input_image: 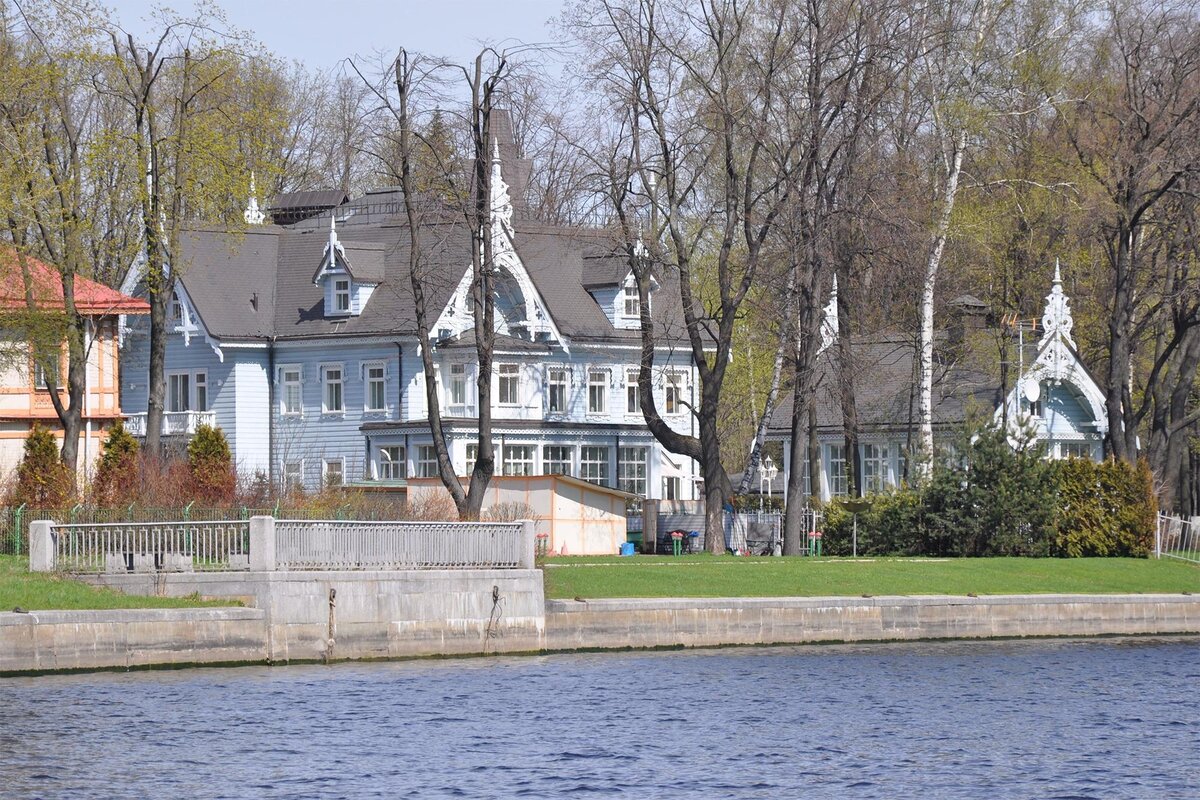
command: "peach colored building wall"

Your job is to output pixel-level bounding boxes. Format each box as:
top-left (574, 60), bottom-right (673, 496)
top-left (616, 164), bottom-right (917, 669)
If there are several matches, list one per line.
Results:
top-left (407, 474), bottom-right (632, 555)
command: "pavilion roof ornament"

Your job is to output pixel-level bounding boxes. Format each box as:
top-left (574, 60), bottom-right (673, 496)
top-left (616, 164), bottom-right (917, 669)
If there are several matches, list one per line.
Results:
top-left (491, 138), bottom-right (514, 238)
top-left (1040, 259), bottom-right (1075, 349)
top-left (819, 274), bottom-right (839, 354)
top-left (243, 172), bottom-right (265, 226)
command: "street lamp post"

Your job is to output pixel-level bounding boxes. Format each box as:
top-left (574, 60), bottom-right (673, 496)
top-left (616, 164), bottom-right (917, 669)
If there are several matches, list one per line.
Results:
top-left (761, 455), bottom-right (780, 555)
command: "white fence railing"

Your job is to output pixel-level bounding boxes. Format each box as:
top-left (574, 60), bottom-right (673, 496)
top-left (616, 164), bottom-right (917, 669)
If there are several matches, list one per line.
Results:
top-left (30, 517), bottom-right (535, 573)
top-left (274, 519), bottom-right (527, 570)
top-left (124, 410), bottom-right (216, 437)
top-left (45, 520), bottom-right (251, 573)
top-left (1155, 514), bottom-right (1200, 564)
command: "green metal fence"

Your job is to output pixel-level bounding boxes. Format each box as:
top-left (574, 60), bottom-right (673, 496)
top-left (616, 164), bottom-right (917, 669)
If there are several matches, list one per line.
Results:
top-left (0, 503), bottom-right (398, 556)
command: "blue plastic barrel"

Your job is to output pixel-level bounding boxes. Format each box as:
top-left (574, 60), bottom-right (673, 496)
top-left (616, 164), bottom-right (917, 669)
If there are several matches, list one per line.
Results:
top-left (619, 542), bottom-right (636, 556)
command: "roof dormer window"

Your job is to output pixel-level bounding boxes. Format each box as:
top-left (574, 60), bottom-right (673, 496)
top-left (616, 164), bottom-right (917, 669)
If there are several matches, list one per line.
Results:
top-left (623, 284), bottom-right (640, 317)
top-left (333, 278), bottom-right (351, 314)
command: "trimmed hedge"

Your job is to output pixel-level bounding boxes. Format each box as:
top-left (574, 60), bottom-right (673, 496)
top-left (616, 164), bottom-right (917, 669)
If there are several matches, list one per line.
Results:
top-left (814, 425), bottom-right (1157, 558)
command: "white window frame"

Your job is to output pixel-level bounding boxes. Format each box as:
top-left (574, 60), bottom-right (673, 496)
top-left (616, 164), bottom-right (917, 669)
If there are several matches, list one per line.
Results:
top-left (283, 459), bottom-right (304, 491)
top-left (502, 444), bottom-right (535, 477)
top-left (321, 363), bottom-right (344, 414)
top-left (333, 277), bottom-right (351, 314)
top-left (622, 283), bottom-right (640, 317)
top-left (547, 368), bottom-right (568, 414)
top-left (588, 369), bottom-right (608, 415)
top-left (826, 444), bottom-right (848, 498)
top-left (465, 443), bottom-right (478, 476)
top-left (626, 369), bottom-right (641, 414)
top-left (280, 365), bottom-right (303, 416)
top-left (448, 362), bottom-right (468, 412)
top-left (194, 371), bottom-right (208, 412)
top-left (664, 371), bottom-right (685, 415)
top-left (498, 363), bottom-right (520, 406)
top-left (618, 446), bottom-right (648, 496)
top-left (416, 445), bottom-right (438, 478)
top-left (364, 361), bottom-right (387, 413)
top-left (379, 445), bottom-right (405, 480)
top-left (1057, 441), bottom-right (1092, 460)
top-left (663, 476), bottom-right (681, 501)
top-left (167, 370), bottom-right (207, 414)
top-left (862, 443), bottom-right (891, 494)
top-left (580, 445), bottom-right (610, 486)
top-left (322, 458), bottom-right (345, 487)
top-left (542, 445), bottom-right (573, 476)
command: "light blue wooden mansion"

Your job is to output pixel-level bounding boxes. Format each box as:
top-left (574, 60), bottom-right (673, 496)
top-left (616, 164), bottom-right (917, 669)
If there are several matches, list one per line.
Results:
top-left (120, 125), bottom-right (700, 500)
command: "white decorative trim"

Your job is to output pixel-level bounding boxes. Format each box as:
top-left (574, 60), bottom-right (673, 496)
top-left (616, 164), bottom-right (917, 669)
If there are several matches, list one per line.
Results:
top-left (819, 274), bottom-right (838, 354)
top-left (998, 264), bottom-right (1107, 440)
top-left (243, 172), bottom-right (265, 225)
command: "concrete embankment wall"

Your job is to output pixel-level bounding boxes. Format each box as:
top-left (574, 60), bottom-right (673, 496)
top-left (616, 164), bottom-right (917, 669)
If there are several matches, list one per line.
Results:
top-left (83, 569), bottom-right (546, 663)
top-left (543, 594), bottom-right (1200, 651)
top-left (0, 608), bottom-right (267, 674)
top-left (5, 590), bottom-right (1200, 675)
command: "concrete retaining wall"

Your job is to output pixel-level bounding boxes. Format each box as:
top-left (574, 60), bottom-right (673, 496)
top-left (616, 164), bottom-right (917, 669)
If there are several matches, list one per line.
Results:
top-left (0, 607), bottom-right (267, 674)
top-left (6, 591), bottom-right (1200, 675)
top-left (84, 569), bottom-right (546, 662)
top-left (543, 594), bottom-right (1200, 650)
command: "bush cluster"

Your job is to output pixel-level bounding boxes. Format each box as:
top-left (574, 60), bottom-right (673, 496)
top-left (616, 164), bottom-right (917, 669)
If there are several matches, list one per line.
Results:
top-left (11, 423), bottom-right (73, 507)
top-left (814, 423), bottom-right (1157, 558)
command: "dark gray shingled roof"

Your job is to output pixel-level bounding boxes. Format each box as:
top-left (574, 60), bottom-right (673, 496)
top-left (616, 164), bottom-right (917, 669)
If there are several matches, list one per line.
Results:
top-left (767, 333), bottom-right (1003, 436)
top-left (173, 202), bottom-right (689, 346)
top-left (172, 110), bottom-right (691, 348)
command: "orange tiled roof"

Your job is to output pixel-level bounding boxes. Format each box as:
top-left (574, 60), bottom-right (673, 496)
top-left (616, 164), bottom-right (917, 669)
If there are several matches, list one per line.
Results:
top-left (0, 249), bottom-right (149, 315)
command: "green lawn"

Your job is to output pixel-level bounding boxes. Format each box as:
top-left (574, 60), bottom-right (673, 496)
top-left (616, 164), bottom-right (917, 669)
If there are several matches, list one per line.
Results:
top-left (0, 555), bottom-right (239, 611)
top-left (542, 555), bottom-right (1200, 599)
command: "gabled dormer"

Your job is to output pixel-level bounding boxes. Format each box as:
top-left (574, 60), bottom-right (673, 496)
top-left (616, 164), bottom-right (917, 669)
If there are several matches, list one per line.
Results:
top-left (615, 262), bottom-right (659, 331)
top-left (311, 215), bottom-right (383, 318)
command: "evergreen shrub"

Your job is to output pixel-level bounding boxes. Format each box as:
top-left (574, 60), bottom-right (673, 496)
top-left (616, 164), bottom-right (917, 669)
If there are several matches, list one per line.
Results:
top-left (91, 420), bottom-right (139, 506)
top-left (1053, 457), bottom-right (1157, 557)
top-left (187, 424), bottom-right (235, 503)
top-left (12, 423), bottom-right (73, 507)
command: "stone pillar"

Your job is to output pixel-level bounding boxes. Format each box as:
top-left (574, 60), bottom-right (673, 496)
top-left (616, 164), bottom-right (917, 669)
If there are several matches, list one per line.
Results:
top-left (642, 499), bottom-right (659, 554)
top-left (249, 516), bottom-right (276, 572)
top-left (29, 520), bottom-right (55, 572)
top-left (518, 519), bottom-right (536, 570)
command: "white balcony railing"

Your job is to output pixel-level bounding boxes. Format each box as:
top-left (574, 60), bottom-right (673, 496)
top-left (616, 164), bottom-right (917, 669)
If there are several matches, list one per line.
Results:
top-left (124, 410), bottom-right (217, 437)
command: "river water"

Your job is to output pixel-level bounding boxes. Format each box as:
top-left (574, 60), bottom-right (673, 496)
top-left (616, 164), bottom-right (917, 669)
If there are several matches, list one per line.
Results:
top-left (2, 638), bottom-right (1197, 799)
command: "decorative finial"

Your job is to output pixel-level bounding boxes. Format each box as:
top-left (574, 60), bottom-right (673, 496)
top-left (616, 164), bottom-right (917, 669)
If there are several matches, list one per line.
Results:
top-left (243, 171), bottom-right (265, 225)
top-left (492, 137), bottom-right (502, 164)
top-left (819, 274), bottom-right (839, 354)
top-left (1040, 260), bottom-right (1075, 350)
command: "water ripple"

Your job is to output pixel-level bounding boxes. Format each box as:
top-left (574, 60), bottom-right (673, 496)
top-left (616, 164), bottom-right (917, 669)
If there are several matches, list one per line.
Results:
top-left (0, 637), bottom-right (1197, 799)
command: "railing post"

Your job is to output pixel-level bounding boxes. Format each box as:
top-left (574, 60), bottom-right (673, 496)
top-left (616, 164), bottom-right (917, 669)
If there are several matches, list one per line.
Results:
top-left (249, 515), bottom-right (276, 571)
top-left (29, 520), bottom-right (55, 572)
top-left (518, 519), bottom-right (536, 570)
top-left (1155, 514), bottom-right (1163, 559)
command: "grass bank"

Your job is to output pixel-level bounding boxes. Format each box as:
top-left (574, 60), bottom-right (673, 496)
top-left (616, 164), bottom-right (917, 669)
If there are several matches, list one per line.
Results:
top-left (0, 555), bottom-right (238, 611)
top-left (542, 555), bottom-right (1200, 600)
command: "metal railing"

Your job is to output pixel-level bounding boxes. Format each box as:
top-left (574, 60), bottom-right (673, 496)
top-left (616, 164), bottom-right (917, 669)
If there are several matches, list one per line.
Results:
top-left (1155, 514), bottom-right (1200, 564)
top-left (51, 520), bottom-right (251, 573)
top-left (124, 410), bottom-right (216, 437)
top-left (273, 519), bottom-right (525, 570)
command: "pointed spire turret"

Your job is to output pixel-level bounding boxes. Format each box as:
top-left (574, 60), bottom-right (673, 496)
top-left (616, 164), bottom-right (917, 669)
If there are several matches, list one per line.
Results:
top-left (819, 274), bottom-right (839, 354)
top-left (243, 172), bottom-right (265, 225)
top-left (1040, 260), bottom-right (1075, 349)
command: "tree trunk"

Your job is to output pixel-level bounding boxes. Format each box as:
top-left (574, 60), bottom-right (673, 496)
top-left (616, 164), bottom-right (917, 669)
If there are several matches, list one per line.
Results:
top-left (918, 130), bottom-right (966, 477)
top-left (835, 264), bottom-right (860, 496)
top-left (738, 268), bottom-right (795, 495)
top-left (783, 376), bottom-right (811, 555)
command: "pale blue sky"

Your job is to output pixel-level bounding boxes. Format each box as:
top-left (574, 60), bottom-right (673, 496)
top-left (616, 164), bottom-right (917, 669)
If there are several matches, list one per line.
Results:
top-left (109, 0), bottom-right (567, 70)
